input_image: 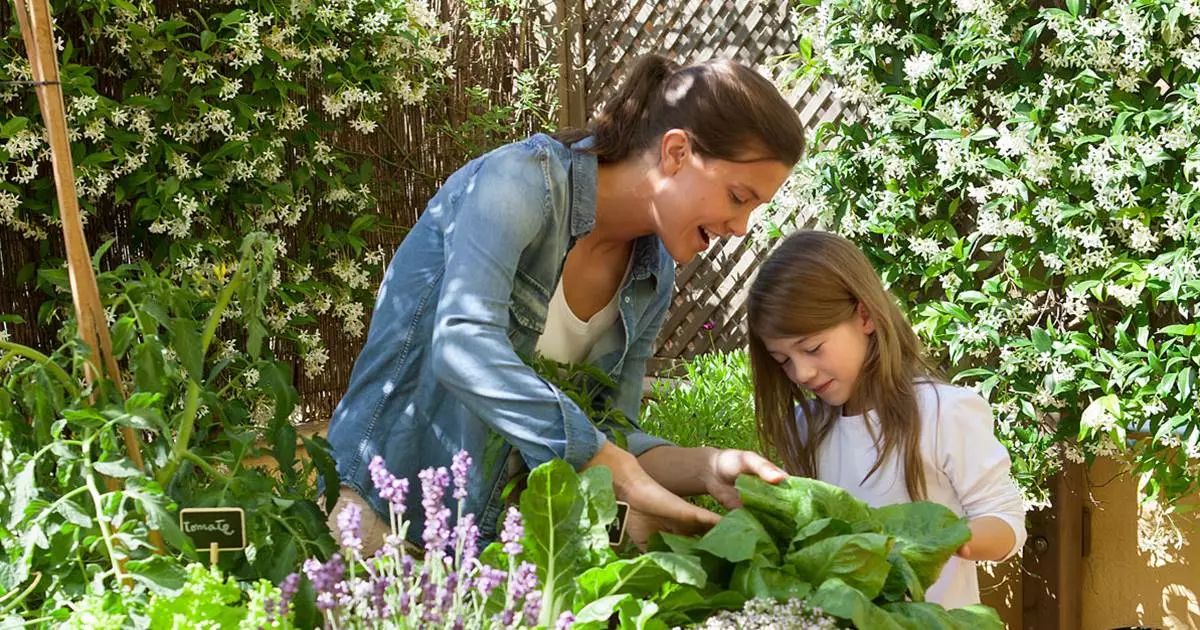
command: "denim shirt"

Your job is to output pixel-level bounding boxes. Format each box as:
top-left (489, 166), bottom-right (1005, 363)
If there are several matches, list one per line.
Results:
top-left (327, 134), bottom-right (675, 545)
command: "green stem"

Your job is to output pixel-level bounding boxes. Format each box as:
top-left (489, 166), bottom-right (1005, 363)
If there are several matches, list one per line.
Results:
top-left (181, 450), bottom-right (232, 484)
top-left (0, 341), bottom-right (78, 397)
top-left (83, 437), bottom-right (124, 585)
top-left (0, 572), bottom-right (41, 616)
top-left (156, 255), bottom-right (249, 488)
top-left (157, 380), bottom-right (201, 487)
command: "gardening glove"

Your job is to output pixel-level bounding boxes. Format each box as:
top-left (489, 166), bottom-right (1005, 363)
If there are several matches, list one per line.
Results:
top-left (705, 448), bottom-right (788, 510)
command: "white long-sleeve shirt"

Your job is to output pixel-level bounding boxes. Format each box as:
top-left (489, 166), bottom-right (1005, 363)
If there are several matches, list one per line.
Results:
top-left (796, 380), bottom-right (1027, 609)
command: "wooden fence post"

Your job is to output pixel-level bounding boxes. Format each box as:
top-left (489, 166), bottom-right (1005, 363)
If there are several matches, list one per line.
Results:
top-left (1023, 461), bottom-right (1085, 629)
top-left (554, 0), bottom-right (586, 129)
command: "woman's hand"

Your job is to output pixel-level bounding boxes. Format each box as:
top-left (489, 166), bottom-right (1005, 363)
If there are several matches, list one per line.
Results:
top-left (703, 448), bottom-right (788, 509)
top-left (584, 441), bottom-right (720, 541)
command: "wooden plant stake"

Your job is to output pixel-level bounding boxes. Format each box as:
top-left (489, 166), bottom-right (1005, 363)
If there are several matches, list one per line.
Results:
top-left (10, 0), bottom-right (164, 554)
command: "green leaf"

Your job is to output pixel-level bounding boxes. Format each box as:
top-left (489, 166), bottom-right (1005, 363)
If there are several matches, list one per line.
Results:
top-left (1031, 327), bottom-right (1052, 353)
top-left (736, 475), bottom-right (872, 543)
top-left (730, 555), bottom-right (812, 601)
top-left (880, 546), bottom-right (925, 602)
top-left (1, 116), bottom-right (29, 138)
top-left (1161, 324), bottom-right (1197, 336)
top-left (126, 556), bottom-right (188, 596)
top-left (55, 498), bottom-right (94, 528)
top-left (200, 30), bottom-right (216, 51)
top-left (786, 533), bottom-right (894, 599)
top-left (520, 459), bottom-right (587, 622)
top-left (869, 502), bottom-right (971, 589)
top-left (808, 578), bottom-right (904, 630)
top-left (94, 458), bottom-right (142, 478)
top-left (575, 552), bottom-right (705, 603)
top-left (694, 508), bottom-right (777, 563)
top-left (168, 318), bottom-right (204, 382)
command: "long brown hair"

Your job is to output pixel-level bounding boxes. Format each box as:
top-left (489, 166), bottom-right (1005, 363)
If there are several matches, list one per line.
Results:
top-left (746, 231), bottom-right (939, 500)
top-left (556, 54), bottom-right (805, 165)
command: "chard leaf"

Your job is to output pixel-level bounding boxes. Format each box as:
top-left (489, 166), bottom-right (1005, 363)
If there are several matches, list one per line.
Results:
top-left (694, 508), bottom-right (777, 563)
top-left (578, 465), bottom-right (619, 561)
top-left (617, 598), bottom-right (667, 630)
top-left (808, 577), bottom-right (904, 630)
top-left (737, 475), bottom-right (872, 542)
top-left (880, 546), bottom-right (926, 602)
top-left (884, 601), bottom-right (1004, 629)
top-left (870, 502), bottom-right (971, 588)
top-left (573, 594), bottom-right (632, 627)
top-left (730, 555), bottom-right (812, 601)
top-left (575, 552), bottom-right (705, 603)
top-left (948, 604), bottom-right (1006, 629)
top-left (521, 459), bottom-right (588, 624)
top-left (789, 516), bottom-right (852, 550)
top-left (786, 532), bottom-right (894, 599)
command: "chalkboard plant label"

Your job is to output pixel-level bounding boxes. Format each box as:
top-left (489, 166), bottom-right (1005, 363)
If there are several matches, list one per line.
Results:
top-left (179, 507), bottom-right (246, 551)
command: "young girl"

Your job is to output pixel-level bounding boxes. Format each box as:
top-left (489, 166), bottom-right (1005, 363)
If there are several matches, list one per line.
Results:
top-left (746, 230), bottom-right (1027, 608)
top-left (326, 54), bottom-right (801, 555)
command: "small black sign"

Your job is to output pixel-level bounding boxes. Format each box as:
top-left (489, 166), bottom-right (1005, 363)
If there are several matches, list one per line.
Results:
top-left (180, 508), bottom-right (246, 551)
top-left (608, 501), bottom-right (630, 546)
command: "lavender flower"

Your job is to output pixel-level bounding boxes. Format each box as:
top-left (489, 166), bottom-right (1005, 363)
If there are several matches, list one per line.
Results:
top-left (500, 506), bottom-right (524, 556)
top-left (369, 455), bottom-right (409, 515)
top-left (336, 502), bottom-right (364, 553)
top-left (370, 574), bottom-right (392, 620)
top-left (303, 554), bottom-right (344, 595)
top-left (508, 562), bottom-right (539, 602)
top-left (521, 590), bottom-right (543, 626)
top-left (419, 466), bottom-right (452, 554)
top-left (453, 512), bottom-right (480, 562)
top-left (475, 565), bottom-right (506, 599)
top-left (451, 450), bottom-right (472, 501)
top-left (555, 611), bottom-right (576, 630)
top-left (278, 572), bottom-right (301, 616)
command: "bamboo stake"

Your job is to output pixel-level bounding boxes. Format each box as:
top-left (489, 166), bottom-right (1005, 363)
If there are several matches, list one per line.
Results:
top-left (11, 0), bottom-right (165, 555)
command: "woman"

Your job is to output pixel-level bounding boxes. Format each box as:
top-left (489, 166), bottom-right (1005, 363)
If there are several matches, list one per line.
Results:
top-left (327, 54), bottom-right (806, 552)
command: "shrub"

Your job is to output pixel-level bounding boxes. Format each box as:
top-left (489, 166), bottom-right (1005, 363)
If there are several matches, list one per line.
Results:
top-left (783, 0), bottom-right (1200, 509)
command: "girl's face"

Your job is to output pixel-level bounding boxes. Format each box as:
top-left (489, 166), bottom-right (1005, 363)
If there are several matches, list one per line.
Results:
top-left (650, 132), bottom-right (792, 264)
top-left (760, 306), bottom-right (876, 413)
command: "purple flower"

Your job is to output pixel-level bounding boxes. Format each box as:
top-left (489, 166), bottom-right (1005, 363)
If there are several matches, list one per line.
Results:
top-left (370, 456), bottom-right (409, 515)
top-left (508, 561), bottom-right (539, 602)
top-left (401, 554), bottom-right (414, 580)
top-left (279, 572), bottom-right (301, 616)
top-left (453, 513), bottom-right (480, 561)
top-left (500, 507), bottom-right (524, 556)
top-left (498, 609), bottom-right (516, 628)
top-left (419, 466), bottom-right (452, 555)
top-left (451, 450), bottom-right (472, 501)
top-left (702, 320), bottom-right (715, 330)
top-left (316, 591), bottom-right (337, 612)
top-left (303, 554), bottom-right (344, 595)
top-left (555, 611), bottom-right (576, 629)
top-left (522, 590), bottom-right (543, 626)
top-left (371, 574), bottom-right (392, 620)
top-left (336, 502), bottom-right (363, 553)
top-left (476, 565), bottom-right (506, 598)
top-left (398, 590), bottom-right (411, 616)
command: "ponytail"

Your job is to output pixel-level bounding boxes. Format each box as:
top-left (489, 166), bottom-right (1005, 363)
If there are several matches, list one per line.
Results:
top-left (557, 54), bottom-right (805, 167)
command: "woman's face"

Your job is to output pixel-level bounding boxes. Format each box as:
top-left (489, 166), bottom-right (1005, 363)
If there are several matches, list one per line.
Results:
top-left (650, 132), bottom-right (793, 264)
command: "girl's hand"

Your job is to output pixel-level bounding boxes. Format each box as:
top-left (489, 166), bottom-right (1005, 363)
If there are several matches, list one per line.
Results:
top-left (704, 449), bottom-right (788, 510)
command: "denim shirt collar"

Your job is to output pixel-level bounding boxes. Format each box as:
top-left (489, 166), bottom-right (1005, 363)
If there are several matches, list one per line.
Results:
top-left (568, 136), bottom-right (668, 286)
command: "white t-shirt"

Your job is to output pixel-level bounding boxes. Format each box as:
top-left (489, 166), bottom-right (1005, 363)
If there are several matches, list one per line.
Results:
top-left (795, 380), bottom-right (1027, 609)
top-left (535, 259), bottom-right (629, 364)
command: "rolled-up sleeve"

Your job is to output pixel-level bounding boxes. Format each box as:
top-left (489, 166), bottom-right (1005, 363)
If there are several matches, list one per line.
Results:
top-left (939, 390), bottom-right (1028, 561)
top-left (606, 285), bottom-right (674, 456)
top-left (430, 144), bottom-right (605, 470)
